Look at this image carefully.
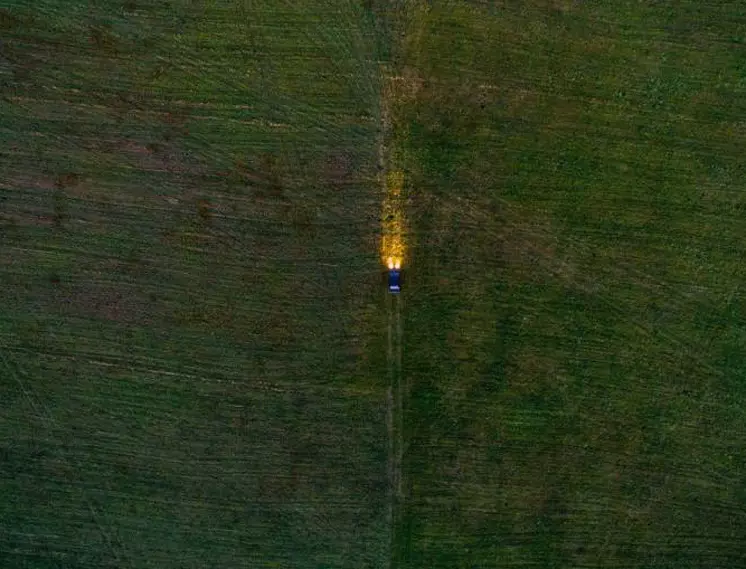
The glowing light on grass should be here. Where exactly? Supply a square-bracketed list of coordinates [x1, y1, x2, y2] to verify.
[381, 170, 406, 269]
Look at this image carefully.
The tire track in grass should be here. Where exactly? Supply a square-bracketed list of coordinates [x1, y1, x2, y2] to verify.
[386, 289, 396, 565]
[379, 68, 407, 568]
[386, 282, 404, 569]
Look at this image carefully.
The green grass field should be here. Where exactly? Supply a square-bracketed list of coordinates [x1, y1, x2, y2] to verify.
[391, 1, 746, 567]
[1, 1, 391, 567]
[2, 1, 746, 568]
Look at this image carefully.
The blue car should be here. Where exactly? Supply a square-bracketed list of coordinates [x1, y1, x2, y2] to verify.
[387, 257, 402, 293]
[388, 268, 401, 293]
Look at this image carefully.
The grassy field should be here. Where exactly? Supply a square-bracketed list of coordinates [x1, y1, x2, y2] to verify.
[1, 1, 392, 567]
[389, 1, 746, 568]
[3, 1, 746, 568]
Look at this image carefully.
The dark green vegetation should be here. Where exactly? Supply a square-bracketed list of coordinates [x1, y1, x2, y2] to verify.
[391, 1, 746, 567]
[3, 1, 746, 568]
[1, 1, 391, 567]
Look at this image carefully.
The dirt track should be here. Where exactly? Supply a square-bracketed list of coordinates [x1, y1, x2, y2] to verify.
[387, 290, 404, 568]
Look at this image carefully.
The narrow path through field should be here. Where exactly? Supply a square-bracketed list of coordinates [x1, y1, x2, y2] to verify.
[378, 64, 408, 568]
[387, 290, 404, 568]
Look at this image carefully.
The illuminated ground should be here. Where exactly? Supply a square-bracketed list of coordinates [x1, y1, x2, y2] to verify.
[382, 169, 406, 270]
